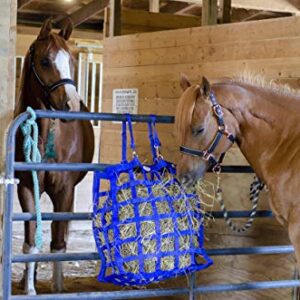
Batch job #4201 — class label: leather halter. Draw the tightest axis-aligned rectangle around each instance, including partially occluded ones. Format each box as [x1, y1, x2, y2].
[180, 91, 235, 169]
[29, 43, 76, 110]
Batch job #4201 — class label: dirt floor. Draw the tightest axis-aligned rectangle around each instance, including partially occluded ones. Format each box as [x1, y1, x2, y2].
[11, 229, 190, 300]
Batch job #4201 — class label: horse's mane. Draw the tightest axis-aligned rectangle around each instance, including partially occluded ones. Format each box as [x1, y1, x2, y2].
[175, 85, 200, 143]
[232, 71, 299, 97]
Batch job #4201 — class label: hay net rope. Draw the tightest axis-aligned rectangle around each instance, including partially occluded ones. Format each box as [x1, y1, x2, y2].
[92, 115, 212, 286]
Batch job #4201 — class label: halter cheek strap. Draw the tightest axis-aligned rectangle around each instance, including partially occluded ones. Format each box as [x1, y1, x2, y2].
[29, 44, 77, 110]
[180, 91, 235, 169]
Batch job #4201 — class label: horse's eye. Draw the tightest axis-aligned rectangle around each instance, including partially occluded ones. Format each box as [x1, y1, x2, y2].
[40, 58, 50, 67]
[193, 128, 204, 136]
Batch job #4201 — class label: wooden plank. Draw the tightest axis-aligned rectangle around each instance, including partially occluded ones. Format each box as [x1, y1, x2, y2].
[149, 0, 160, 12]
[104, 36, 300, 68]
[104, 16, 300, 52]
[62, 0, 109, 27]
[17, 25, 103, 40]
[109, 0, 121, 37]
[219, 0, 231, 23]
[202, 0, 218, 26]
[0, 0, 17, 297]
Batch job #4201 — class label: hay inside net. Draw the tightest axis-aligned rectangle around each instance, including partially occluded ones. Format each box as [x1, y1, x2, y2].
[97, 169, 216, 276]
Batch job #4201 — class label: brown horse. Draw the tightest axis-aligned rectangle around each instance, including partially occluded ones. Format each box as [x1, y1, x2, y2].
[175, 74, 300, 273]
[14, 18, 94, 295]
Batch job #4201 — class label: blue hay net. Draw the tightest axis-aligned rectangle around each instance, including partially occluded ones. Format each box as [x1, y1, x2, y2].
[92, 115, 213, 286]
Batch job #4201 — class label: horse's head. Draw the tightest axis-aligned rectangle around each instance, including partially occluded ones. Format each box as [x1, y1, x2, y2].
[28, 18, 81, 112]
[175, 74, 236, 184]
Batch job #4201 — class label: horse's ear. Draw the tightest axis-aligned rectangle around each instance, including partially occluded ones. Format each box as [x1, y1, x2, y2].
[38, 17, 53, 40]
[201, 76, 211, 96]
[180, 73, 192, 91]
[59, 18, 73, 41]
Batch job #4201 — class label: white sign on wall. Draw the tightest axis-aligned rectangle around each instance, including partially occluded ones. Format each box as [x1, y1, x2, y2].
[112, 88, 138, 114]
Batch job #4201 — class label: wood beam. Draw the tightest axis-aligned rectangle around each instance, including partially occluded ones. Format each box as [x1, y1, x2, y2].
[219, 0, 231, 23]
[174, 4, 200, 16]
[0, 0, 17, 297]
[109, 0, 121, 37]
[60, 0, 109, 27]
[202, 0, 218, 26]
[149, 0, 159, 12]
[160, 1, 190, 14]
[241, 11, 291, 22]
[17, 25, 104, 41]
[17, 0, 32, 10]
[169, 0, 300, 14]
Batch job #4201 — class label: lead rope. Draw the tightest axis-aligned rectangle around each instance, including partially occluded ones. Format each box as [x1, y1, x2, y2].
[215, 172, 265, 233]
[21, 107, 43, 249]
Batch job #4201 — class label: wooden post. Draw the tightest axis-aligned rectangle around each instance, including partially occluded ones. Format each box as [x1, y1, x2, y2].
[0, 0, 17, 297]
[149, 0, 159, 13]
[202, 0, 218, 26]
[219, 0, 231, 23]
[109, 0, 121, 37]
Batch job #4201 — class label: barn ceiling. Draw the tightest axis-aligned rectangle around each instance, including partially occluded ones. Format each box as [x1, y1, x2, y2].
[17, 0, 299, 32]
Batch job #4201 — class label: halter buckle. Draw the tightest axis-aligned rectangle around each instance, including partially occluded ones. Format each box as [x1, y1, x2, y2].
[213, 104, 223, 117]
[203, 151, 213, 161]
[218, 125, 225, 132]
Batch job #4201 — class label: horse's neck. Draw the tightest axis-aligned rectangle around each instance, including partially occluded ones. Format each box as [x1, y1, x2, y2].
[215, 83, 300, 186]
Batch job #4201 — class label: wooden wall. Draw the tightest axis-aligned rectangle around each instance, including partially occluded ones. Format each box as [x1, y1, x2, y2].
[101, 16, 300, 299]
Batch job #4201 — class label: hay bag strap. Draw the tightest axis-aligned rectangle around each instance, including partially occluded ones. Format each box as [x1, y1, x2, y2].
[92, 115, 212, 286]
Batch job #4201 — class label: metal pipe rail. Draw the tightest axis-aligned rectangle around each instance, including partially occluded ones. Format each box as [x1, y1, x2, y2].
[3, 110, 297, 300]
[12, 210, 273, 221]
[11, 245, 294, 263]
[9, 280, 300, 300]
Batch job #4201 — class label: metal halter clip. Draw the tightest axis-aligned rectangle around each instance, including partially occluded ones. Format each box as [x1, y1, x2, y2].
[218, 125, 225, 132]
[213, 104, 223, 117]
[212, 164, 221, 174]
[154, 146, 163, 159]
[203, 151, 213, 161]
[0, 177, 20, 186]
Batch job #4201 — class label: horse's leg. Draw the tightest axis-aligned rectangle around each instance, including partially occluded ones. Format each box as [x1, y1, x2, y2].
[18, 184, 38, 295]
[287, 206, 300, 300]
[49, 187, 74, 293]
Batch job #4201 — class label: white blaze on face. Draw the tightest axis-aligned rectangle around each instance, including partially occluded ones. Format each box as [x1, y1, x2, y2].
[54, 49, 80, 111]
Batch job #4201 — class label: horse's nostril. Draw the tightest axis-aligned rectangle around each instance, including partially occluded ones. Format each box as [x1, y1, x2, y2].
[181, 174, 190, 185]
[64, 102, 70, 111]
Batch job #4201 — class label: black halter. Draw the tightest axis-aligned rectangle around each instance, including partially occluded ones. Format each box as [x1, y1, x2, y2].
[29, 43, 76, 110]
[180, 91, 235, 169]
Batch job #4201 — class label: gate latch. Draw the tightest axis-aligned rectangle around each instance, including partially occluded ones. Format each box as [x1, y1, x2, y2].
[0, 177, 20, 186]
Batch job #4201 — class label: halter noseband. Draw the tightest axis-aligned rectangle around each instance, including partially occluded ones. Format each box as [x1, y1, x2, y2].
[180, 91, 235, 170]
[29, 43, 76, 110]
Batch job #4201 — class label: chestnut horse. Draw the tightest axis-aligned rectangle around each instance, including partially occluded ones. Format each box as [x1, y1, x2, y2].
[14, 19, 94, 294]
[176, 74, 300, 274]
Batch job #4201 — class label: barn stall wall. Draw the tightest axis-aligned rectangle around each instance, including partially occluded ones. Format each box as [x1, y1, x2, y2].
[100, 16, 300, 299]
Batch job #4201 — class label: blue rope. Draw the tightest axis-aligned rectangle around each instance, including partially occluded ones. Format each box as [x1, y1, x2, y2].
[20, 107, 43, 249]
